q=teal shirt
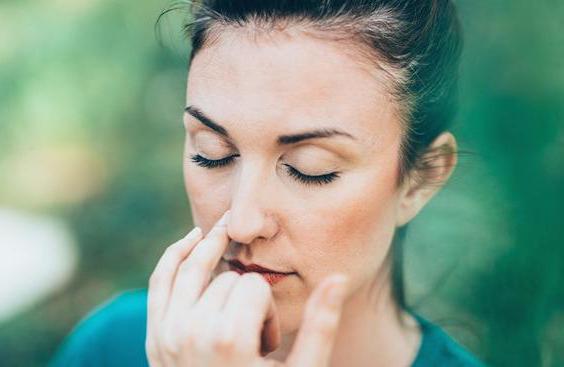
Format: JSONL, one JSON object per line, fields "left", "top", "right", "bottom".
{"left": 49, "top": 289, "right": 486, "bottom": 367}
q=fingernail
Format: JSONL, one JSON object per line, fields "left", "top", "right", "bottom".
{"left": 186, "top": 226, "right": 202, "bottom": 238}
{"left": 326, "top": 275, "right": 347, "bottom": 309}
{"left": 217, "top": 210, "right": 230, "bottom": 226}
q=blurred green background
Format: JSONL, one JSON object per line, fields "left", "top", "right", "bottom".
{"left": 0, "top": 0, "right": 562, "bottom": 366}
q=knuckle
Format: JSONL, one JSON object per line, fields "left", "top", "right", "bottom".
{"left": 180, "top": 331, "right": 197, "bottom": 351}
{"left": 242, "top": 273, "right": 271, "bottom": 294}
{"left": 241, "top": 272, "right": 266, "bottom": 286}
{"left": 216, "top": 270, "right": 240, "bottom": 283}
{"left": 161, "top": 337, "right": 179, "bottom": 358}
{"left": 159, "top": 326, "right": 191, "bottom": 358}
{"left": 163, "top": 334, "right": 195, "bottom": 358}
{"left": 210, "top": 329, "right": 238, "bottom": 356}
{"left": 240, "top": 271, "right": 261, "bottom": 281}
{"left": 208, "top": 318, "right": 253, "bottom": 357}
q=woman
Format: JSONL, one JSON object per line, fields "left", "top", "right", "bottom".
{"left": 51, "top": 0, "right": 486, "bottom": 366}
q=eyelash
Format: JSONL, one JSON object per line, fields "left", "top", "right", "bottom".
{"left": 189, "top": 154, "right": 340, "bottom": 186}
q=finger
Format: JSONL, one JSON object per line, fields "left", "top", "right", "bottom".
{"left": 146, "top": 228, "right": 203, "bottom": 329}
{"left": 286, "top": 274, "right": 348, "bottom": 367}
{"left": 195, "top": 270, "right": 240, "bottom": 313}
{"left": 259, "top": 302, "right": 281, "bottom": 357}
{"left": 146, "top": 226, "right": 203, "bottom": 365}
{"left": 221, "top": 273, "right": 281, "bottom": 357}
{"left": 167, "top": 210, "right": 231, "bottom": 315}
{"left": 179, "top": 272, "right": 240, "bottom": 361}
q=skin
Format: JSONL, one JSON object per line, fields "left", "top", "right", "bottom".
{"left": 146, "top": 28, "right": 457, "bottom": 367}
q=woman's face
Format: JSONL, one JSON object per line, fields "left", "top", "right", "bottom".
{"left": 183, "top": 31, "right": 404, "bottom": 333}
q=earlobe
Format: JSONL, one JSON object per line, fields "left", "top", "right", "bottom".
{"left": 395, "top": 132, "right": 458, "bottom": 227}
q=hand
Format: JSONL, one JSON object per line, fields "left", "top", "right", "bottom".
{"left": 145, "top": 209, "right": 349, "bottom": 367}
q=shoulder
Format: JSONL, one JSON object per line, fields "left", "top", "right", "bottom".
{"left": 411, "top": 312, "right": 487, "bottom": 367}
{"left": 49, "top": 288, "right": 149, "bottom": 367}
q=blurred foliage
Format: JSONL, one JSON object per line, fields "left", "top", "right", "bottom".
{"left": 0, "top": 0, "right": 562, "bottom": 366}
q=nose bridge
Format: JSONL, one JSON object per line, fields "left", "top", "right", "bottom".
{"left": 231, "top": 160, "right": 265, "bottom": 208}
{"left": 228, "top": 158, "right": 277, "bottom": 244}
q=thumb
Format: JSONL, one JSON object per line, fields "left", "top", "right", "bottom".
{"left": 286, "top": 274, "right": 348, "bottom": 367}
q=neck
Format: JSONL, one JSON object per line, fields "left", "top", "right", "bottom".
{"left": 266, "top": 276, "right": 422, "bottom": 367}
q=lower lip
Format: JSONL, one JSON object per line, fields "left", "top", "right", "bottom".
{"left": 228, "top": 264, "right": 291, "bottom": 286}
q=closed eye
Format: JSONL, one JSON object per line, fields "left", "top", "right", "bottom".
{"left": 189, "top": 154, "right": 340, "bottom": 186}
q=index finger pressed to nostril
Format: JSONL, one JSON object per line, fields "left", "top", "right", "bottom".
{"left": 206, "top": 213, "right": 229, "bottom": 238}
{"left": 165, "top": 210, "right": 232, "bottom": 312}
{"left": 184, "top": 210, "right": 231, "bottom": 272}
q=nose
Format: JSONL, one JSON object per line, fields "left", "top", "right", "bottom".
{"left": 226, "top": 160, "right": 279, "bottom": 245}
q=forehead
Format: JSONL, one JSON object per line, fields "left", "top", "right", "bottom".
{"left": 186, "top": 30, "right": 400, "bottom": 147}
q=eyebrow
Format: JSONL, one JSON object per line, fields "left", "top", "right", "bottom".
{"left": 184, "top": 105, "right": 357, "bottom": 145}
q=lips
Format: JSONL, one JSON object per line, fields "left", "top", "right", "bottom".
{"left": 226, "top": 259, "right": 295, "bottom": 286}
{"left": 227, "top": 259, "right": 291, "bottom": 274}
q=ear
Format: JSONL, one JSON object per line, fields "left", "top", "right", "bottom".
{"left": 395, "top": 132, "right": 458, "bottom": 227}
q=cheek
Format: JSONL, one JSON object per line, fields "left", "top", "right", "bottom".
{"left": 183, "top": 157, "right": 230, "bottom": 229}
{"left": 277, "top": 167, "right": 399, "bottom": 334}
{"left": 294, "top": 159, "right": 400, "bottom": 290}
